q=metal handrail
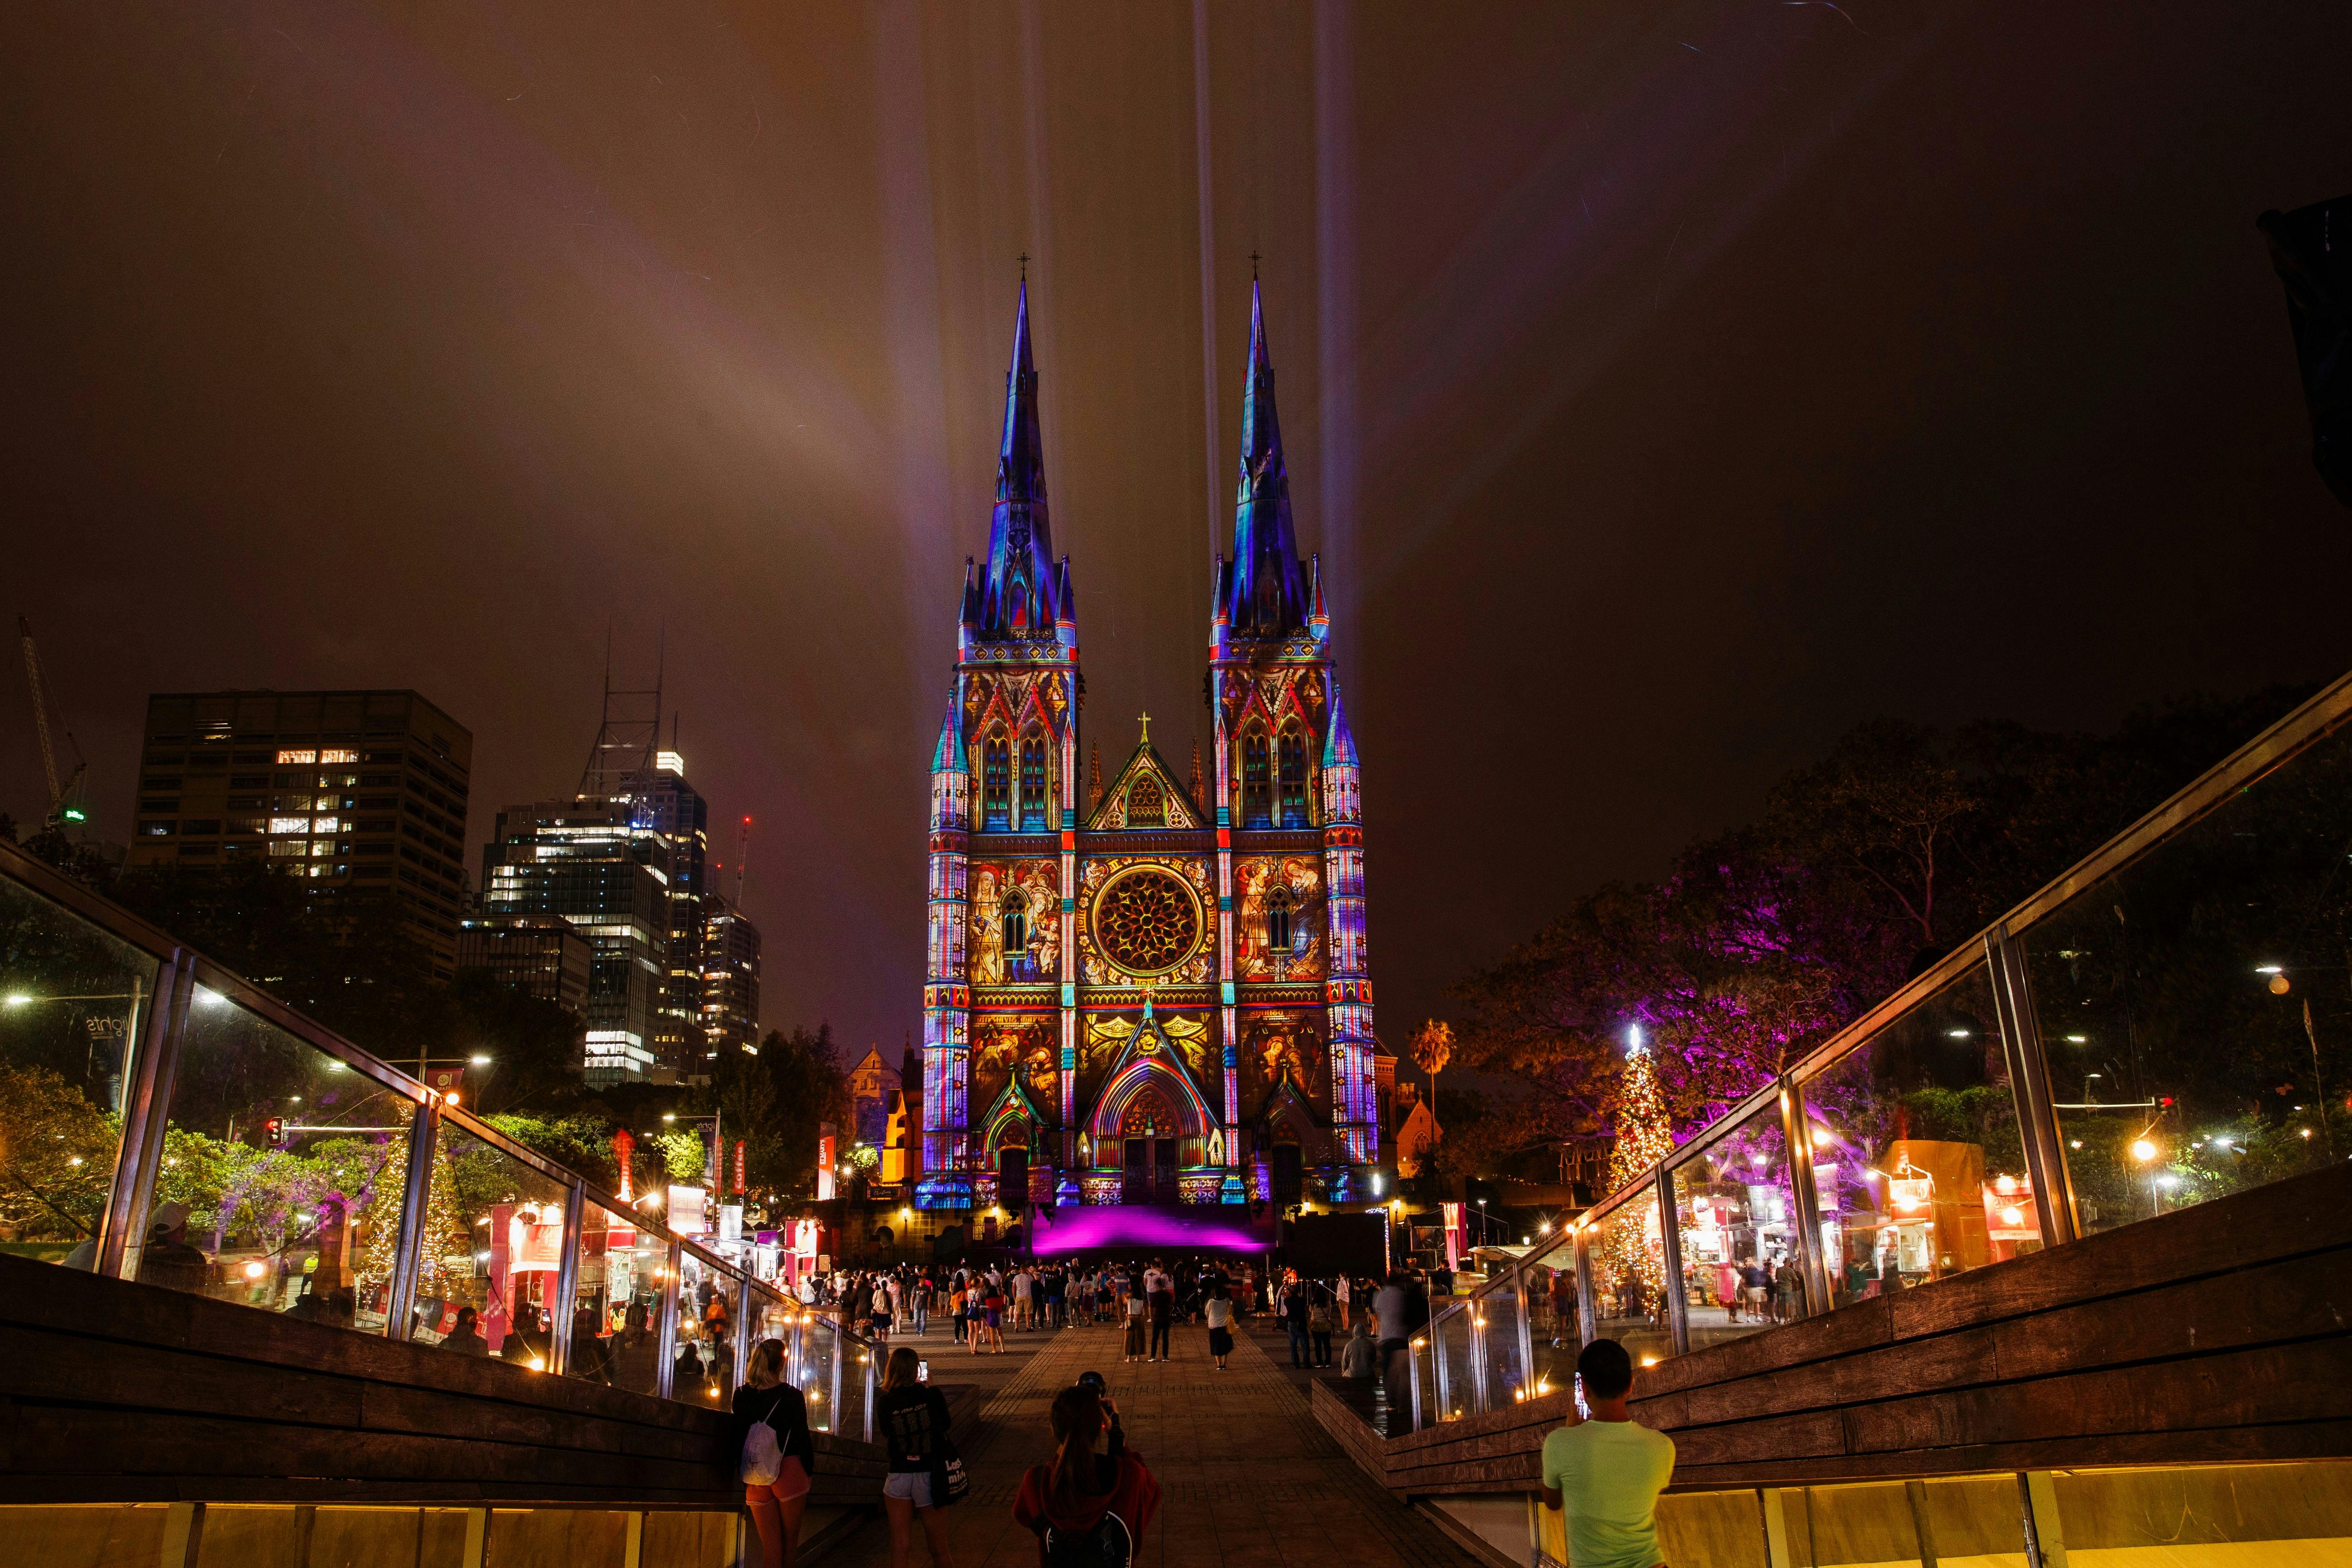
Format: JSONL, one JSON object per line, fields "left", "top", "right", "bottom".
{"left": 1446, "top": 662, "right": 2352, "bottom": 1310}
{"left": 0, "top": 837, "right": 791, "bottom": 1376}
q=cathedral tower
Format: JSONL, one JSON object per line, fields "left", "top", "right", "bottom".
{"left": 919, "top": 277, "right": 1378, "bottom": 1222}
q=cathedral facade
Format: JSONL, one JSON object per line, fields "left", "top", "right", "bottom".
{"left": 917, "top": 280, "right": 1384, "bottom": 1216}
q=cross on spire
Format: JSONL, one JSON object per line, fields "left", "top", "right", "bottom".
{"left": 1018, "top": 251, "right": 1030, "bottom": 279}
{"left": 1138, "top": 709, "right": 1152, "bottom": 741}
{"left": 1249, "top": 249, "right": 1262, "bottom": 279}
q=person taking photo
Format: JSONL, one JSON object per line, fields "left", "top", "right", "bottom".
{"left": 1540, "top": 1339, "right": 1675, "bottom": 1568}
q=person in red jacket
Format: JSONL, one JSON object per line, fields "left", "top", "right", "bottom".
{"left": 1012, "top": 1384, "right": 1160, "bottom": 1568}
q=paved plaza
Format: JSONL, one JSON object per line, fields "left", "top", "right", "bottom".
{"left": 825, "top": 1317, "right": 1474, "bottom": 1568}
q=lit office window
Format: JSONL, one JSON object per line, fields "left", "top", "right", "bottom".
{"left": 275, "top": 749, "right": 318, "bottom": 765}
{"left": 269, "top": 816, "right": 311, "bottom": 835}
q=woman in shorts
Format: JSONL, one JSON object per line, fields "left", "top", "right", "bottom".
{"left": 735, "top": 1338, "right": 815, "bottom": 1568}
{"left": 875, "top": 1348, "right": 956, "bottom": 1568}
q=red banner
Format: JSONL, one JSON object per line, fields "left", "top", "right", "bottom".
{"left": 733, "top": 1139, "right": 747, "bottom": 1195}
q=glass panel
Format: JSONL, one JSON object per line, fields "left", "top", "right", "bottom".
{"left": 671, "top": 1250, "right": 721, "bottom": 1404}
{"left": 2024, "top": 724, "right": 2352, "bottom": 1239}
{"left": 568, "top": 1201, "right": 665, "bottom": 1393}
{"left": 1474, "top": 1274, "right": 1526, "bottom": 1406}
{"left": 803, "top": 1317, "right": 838, "bottom": 1433}
{"left": 0, "top": 873, "right": 161, "bottom": 1266}
{"left": 143, "top": 993, "right": 412, "bottom": 1335}
{"left": 1407, "top": 1327, "right": 1435, "bottom": 1431}
{"left": 1802, "top": 962, "right": 2025, "bottom": 1300}
{"left": 1586, "top": 1187, "right": 1674, "bottom": 1367}
{"left": 426, "top": 1123, "right": 568, "bottom": 1366}
{"left": 1434, "top": 1305, "right": 1476, "bottom": 1421}
{"left": 1672, "top": 1097, "right": 1809, "bottom": 1352}
{"left": 1519, "top": 1229, "right": 1580, "bottom": 1401}
{"left": 840, "top": 1334, "right": 875, "bottom": 1443}
{"left": 691, "top": 1253, "right": 745, "bottom": 1401}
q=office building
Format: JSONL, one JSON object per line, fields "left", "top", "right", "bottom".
{"left": 127, "top": 690, "right": 472, "bottom": 976}
{"left": 638, "top": 751, "right": 708, "bottom": 1082}
{"left": 697, "top": 889, "right": 761, "bottom": 1060}
{"left": 479, "top": 797, "right": 671, "bottom": 1084}
{"left": 455, "top": 914, "right": 592, "bottom": 1017}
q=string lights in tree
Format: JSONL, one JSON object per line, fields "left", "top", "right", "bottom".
{"left": 356, "top": 1134, "right": 465, "bottom": 1307}
{"left": 1598, "top": 1025, "right": 1673, "bottom": 1304}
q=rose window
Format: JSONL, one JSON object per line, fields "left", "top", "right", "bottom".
{"left": 1091, "top": 868, "right": 1203, "bottom": 975}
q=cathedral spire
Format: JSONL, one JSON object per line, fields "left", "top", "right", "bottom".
{"left": 977, "top": 279, "right": 1059, "bottom": 639}
{"left": 1221, "top": 278, "right": 1308, "bottom": 637}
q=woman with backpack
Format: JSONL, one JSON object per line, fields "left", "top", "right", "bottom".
{"left": 735, "top": 1338, "right": 816, "bottom": 1568}
{"left": 1013, "top": 1384, "right": 1160, "bottom": 1568}
{"left": 877, "top": 1347, "right": 959, "bottom": 1568}
{"left": 1308, "top": 1282, "right": 1335, "bottom": 1367}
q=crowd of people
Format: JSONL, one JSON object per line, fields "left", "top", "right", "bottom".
{"left": 782, "top": 1256, "right": 1423, "bottom": 1371}
{"left": 728, "top": 1258, "right": 1677, "bottom": 1568}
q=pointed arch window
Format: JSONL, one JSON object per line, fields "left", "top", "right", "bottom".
{"left": 1126, "top": 774, "right": 1165, "bottom": 829}
{"left": 1278, "top": 726, "right": 1310, "bottom": 827}
{"left": 1000, "top": 889, "right": 1029, "bottom": 966}
{"left": 1019, "top": 733, "right": 1049, "bottom": 830}
{"left": 982, "top": 734, "right": 1011, "bottom": 830}
{"left": 1242, "top": 731, "right": 1272, "bottom": 827}
{"left": 1266, "top": 884, "right": 1294, "bottom": 956}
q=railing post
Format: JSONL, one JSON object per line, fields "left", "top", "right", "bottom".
{"left": 864, "top": 1341, "right": 878, "bottom": 1439}
{"left": 550, "top": 1179, "right": 584, "bottom": 1374}
{"left": 1780, "top": 1075, "right": 1832, "bottom": 1318}
{"left": 1574, "top": 1224, "right": 1596, "bottom": 1347}
{"left": 1655, "top": 1168, "right": 1690, "bottom": 1356}
{"left": 385, "top": 1095, "right": 441, "bottom": 1342}
{"left": 1987, "top": 925, "right": 2080, "bottom": 1248}
{"left": 2020, "top": 1470, "right": 2069, "bottom": 1568}
{"left": 1407, "top": 1334, "right": 1425, "bottom": 1430}
{"left": 99, "top": 949, "right": 194, "bottom": 1281}
{"left": 837, "top": 1326, "right": 856, "bottom": 1438}
{"left": 654, "top": 1239, "right": 682, "bottom": 1400}
{"left": 1468, "top": 1306, "right": 1490, "bottom": 1413}
{"left": 1512, "top": 1257, "right": 1536, "bottom": 1402}
{"left": 1431, "top": 1313, "right": 1453, "bottom": 1419}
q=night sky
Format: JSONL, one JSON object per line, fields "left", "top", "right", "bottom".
{"left": 4, "top": 2, "right": 2349, "bottom": 1058}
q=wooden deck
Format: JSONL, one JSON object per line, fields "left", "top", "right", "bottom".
{"left": 1315, "top": 1156, "right": 2352, "bottom": 1496}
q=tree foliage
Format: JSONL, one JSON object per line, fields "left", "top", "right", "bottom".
{"left": 1448, "top": 687, "right": 2318, "bottom": 1174}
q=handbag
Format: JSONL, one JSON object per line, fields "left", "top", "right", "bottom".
{"left": 928, "top": 1433, "right": 970, "bottom": 1508}
{"left": 740, "top": 1390, "right": 789, "bottom": 1486}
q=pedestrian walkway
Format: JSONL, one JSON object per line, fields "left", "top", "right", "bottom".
{"left": 824, "top": 1321, "right": 1476, "bottom": 1568}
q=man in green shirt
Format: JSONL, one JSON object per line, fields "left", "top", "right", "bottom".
{"left": 1541, "top": 1339, "right": 1676, "bottom": 1568}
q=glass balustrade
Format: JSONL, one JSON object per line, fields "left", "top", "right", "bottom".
{"left": 1671, "top": 1094, "right": 1811, "bottom": 1350}
{"left": 569, "top": 1200, "right": 666, "bottom": 1393}
{"left": 429, "top": 1122, "right": 570, "bottom": 1366}
{"left": 142, "top": 990, "right": 415, "bottom": 1335}
{"left": 1801, "top": 962, "right": 2025, "bottom": 1301}
{"left": 2022, "top": 718, "right": 2352, "bottom": 1239}
{"left": 1517, "top": 1229, "right": 1581, "bottom": 1400}
{"left": 0, "top": 874, "right": 161, "bottom": 1270}
{"left": 1585, "top": 1188, "right": 1674, "bottom": 1368}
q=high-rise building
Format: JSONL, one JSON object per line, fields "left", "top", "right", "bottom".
{"left": 455, "top": 914, "right": 592, "bottom": 1017}
{"left": 479, "top": 797, "right": 671, "bottom": 1084}
{"left": 918, "top": 281, "right": 1385, "bottom": 1215}
{"left": 638, "top": 750, "right": 709, "bottom": 1082}
{"left": 127, "top": 690, "right": 472, "bottom": 976}
{"left": 697, "top": 889, "right": 761, "bottom": 1060}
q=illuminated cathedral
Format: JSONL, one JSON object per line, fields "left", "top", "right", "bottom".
{"left": 916, "top": 279, "right": 1389, "bottom": 1217}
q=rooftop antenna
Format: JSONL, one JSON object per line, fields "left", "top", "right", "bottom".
{"left": 579, "top": 625, "right": 663, "bottom": 799}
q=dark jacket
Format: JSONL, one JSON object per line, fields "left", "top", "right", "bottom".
{"left": 731, "top": 1381, "right": 816, "bottom": 1473}
{"left": 878, "top": 1384, "right": 954, "bottom": 1474}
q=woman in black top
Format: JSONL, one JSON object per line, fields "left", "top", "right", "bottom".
{"left": 735, "top": 1339, "right": 815, "bottom": 1568}
{"left": 875, "top": 1347, "right": 957, "bottom": 1568}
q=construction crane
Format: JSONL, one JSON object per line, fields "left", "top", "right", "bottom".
{"left": 18, "top": 614, "right": 92, "bottom": 833}
{"left": 734, "top": 814, "right": 752, "bottom": 905}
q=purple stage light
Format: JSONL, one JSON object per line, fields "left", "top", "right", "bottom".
{"left": 1028, "top": 1204, "right": 1273, "bottom": 1255}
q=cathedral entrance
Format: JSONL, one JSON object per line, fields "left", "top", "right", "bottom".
{"left": 1271, "top": 1140, "right": 1304, "bottom": 1207}
{"left": 998, "top": 1145, "right": 1029, "bottom": 1209}
{"left": 1121, "top": 1138, "right": 1150, "bottom": 1202}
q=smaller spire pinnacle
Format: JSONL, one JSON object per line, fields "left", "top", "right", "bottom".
{"left": 1190, "top": 739, "right": 1204, "bottom": 809}
{"left": 1089, "top": 742, "right": 1102, "bottom": 810}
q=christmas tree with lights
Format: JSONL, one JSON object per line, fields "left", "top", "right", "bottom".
{"left": 356, "top": 1136, "right": 466, "bottom": 1307}
{"left": 1598, "top": 1026, "right": 1673, "bottom": 1306}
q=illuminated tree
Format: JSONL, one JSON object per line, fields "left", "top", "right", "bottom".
{"left": 0, "top": 1064, "right": 117, "bottom": 1241}
{"left": 1598, "top": 1030, "right": 1673, "bottom": 1301}
{"left": 356, "top": 1135, "right": 465, "bottom": 1299}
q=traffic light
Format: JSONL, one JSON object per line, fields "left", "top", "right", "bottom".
{"left": 263, "top": 1117, "right": 285, "bottom": 1147}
